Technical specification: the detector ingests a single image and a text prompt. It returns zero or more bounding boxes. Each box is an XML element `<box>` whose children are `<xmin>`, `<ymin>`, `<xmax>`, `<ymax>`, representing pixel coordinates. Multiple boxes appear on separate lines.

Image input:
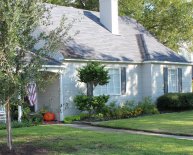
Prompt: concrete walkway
<box><xmin>64</xmin><ymin>124</ymin><xmax>193</xmax><ymax>141</ymax></box>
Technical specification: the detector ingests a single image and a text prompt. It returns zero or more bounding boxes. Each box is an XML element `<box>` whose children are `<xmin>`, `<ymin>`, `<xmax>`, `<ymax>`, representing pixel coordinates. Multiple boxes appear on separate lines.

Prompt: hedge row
<box><xmin>157</xmin><ymin>93</ymin><xmax>193</xmax><ymax>111</ymax></box>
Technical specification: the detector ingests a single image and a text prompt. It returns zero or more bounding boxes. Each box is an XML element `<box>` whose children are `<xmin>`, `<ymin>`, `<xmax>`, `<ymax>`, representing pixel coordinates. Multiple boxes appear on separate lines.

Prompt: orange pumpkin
<box><xmin>43</xmin><ymin>112</ymin><xmax>55</xmax><ymax>121</ymax></box>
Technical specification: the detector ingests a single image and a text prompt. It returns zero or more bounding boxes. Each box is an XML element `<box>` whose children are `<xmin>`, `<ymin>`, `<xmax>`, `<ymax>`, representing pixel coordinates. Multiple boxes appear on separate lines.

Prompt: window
<box><xmin>168</xmin><ymin>69</ymin><xmax>178</xmax><ymax>92</ymax></box>
<box><xmin>94</xmin><ymin>68</ymin><xmax>121</xmax><ymax>96</ymax></box>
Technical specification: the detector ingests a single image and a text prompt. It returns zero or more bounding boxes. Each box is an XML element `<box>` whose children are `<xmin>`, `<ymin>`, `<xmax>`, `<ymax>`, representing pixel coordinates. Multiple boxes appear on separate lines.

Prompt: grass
<box><xmin>98</xmin><ymin>110</ymin><xmax>193</xmax><ymax>136</ymax></box>
<box><xmin>0</xmin><ymin>125</ymin><xmax>193</xmax><ymax>154</ymax></box>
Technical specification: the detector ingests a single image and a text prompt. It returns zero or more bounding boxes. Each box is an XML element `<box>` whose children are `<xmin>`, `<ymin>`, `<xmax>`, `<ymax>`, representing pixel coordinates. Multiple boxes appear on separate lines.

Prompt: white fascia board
<box><xmin>42</xmin><ymin>65</ymin><xmax>66</xmax><ymax>68</ymax></box>
<box><xmin>62</xmin><ymin>58</ymin><xmax>191</xmax><ymax>66</ymax></box>
<box><xmin>40</xmin><ymin>65</ymin><xmax>66</xmax><ymax>73</ymax></box>
<box><xmin>62</xmin><ymin>58</ymin><xmax>142</xmax><ymax>64</ymax></box>
<box><xmin>143</xmin><ymin>61</ymin><xmax>192</xmax><ymax>66</ymax></box>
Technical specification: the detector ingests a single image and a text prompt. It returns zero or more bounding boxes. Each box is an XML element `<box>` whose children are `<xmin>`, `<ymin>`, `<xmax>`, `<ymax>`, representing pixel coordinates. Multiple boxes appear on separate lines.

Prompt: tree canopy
<box><xmin>0</xmin><ymin>0</ymin><xmax>71</xmax><ymax>103</ymax></box>
<box><xmin>119</xmin><ymin>0</ymin><xmax>193</xmax><ymax>51</ymax></box>
<box><xmin>0</xmin><ymin>0</ymin><xmax>70</xmax><ymax>150</ymax></box>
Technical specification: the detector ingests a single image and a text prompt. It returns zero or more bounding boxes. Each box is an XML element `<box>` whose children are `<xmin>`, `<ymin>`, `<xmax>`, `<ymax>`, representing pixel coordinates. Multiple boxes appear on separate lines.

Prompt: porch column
<box><xmin>18</xmin><ymin>106</ymin><xmax>22</xmax><ymax>122</ymax></box>
<box><xmin>18</xmin><ymin>95</ymin><xmax>22</xmax><ymax>122</ymax></box>
<box><xmin>60</xmin><ymin>74</ymin><xmax>64</xmax><ymax>121</ymax></box>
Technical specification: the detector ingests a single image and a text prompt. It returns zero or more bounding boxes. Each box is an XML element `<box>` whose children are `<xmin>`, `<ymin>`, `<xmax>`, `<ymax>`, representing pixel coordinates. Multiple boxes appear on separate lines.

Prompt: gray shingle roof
<box><xmin>47</xmin><ymin>4</ymin><xmax>189</xmax><ymax>63</ymax></box>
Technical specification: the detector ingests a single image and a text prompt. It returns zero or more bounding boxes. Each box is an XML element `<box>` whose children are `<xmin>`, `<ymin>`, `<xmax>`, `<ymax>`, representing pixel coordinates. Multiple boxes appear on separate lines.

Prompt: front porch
<box><xmin>37</xmin><ymin>65</ymin><xmax>66</xmax><ymax>121</ymax></box>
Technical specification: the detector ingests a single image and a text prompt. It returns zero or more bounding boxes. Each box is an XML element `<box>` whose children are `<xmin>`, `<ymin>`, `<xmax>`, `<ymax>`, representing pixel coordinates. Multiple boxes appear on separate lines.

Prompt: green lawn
<box><xmin>98</xmin><ymin>110</ymin><xmax>193</xmax><ymax>136</ymax></box>
<box><xmin>0</xmin><ymin>125</ymin><xmax>193</xmax><ymax>154</ymax></box>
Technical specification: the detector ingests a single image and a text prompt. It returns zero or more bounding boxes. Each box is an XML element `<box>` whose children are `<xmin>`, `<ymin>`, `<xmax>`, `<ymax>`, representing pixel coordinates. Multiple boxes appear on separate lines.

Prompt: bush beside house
<box><xmin>74</xmin><ymin>95</ymin><xmax>109</xmax><ymax>116</ymax></box>
<box><xmin>157</xmin><ymin>93</ymin><xmax>193</xmax><ymax>111</ymax></box>
<box><xmin>71</xmin><ymin>97</ymin><xmax>159</xmax><ymax>122</ymax></box>
<box><xmin>102</xmin><ymin>97</ymin><xmax>159</xmax><ymax>120</ymax></box>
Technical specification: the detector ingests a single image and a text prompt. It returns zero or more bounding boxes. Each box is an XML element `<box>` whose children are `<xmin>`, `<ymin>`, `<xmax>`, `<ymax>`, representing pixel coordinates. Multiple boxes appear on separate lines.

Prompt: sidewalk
<box><xmin>64</xmin><ymin>123</ymin><xmax>193</xmax><ymax>141</ymax></box>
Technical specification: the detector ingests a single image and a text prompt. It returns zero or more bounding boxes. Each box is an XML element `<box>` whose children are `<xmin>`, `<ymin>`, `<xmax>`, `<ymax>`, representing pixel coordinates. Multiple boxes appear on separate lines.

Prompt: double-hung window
<box><xmin>164</xmin><ymin>67</ymin><xmax>182</xmax><ymax>93</ymax></box>
<box><xmin>168</xmin><ymin>69</ymin><xmax>178</xmax><ymax>93</ymax></box>
<box><xmin>94</xmin><ymin>68</ymin><xmax>121</xmax><ymax>96</ymax></box>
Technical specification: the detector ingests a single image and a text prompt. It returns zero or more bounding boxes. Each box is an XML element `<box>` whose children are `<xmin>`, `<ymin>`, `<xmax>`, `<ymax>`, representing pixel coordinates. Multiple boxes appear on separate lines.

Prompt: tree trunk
<box><xmin>6</xmin><ymin>97</ymin><xmax>12</xmax><ymax>150</ymax></box>
<box><xmin>87</xmin><ymin>82</ymin><xmax>93</xmax><ymax>97</ymax></box>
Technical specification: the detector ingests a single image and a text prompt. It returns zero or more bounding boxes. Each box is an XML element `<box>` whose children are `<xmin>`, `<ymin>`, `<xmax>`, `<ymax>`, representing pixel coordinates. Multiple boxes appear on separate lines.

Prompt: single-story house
<box><xmin>37</xmin><ymin>0</ymin><xmax>192</xmax><ymax>121</ymax></box>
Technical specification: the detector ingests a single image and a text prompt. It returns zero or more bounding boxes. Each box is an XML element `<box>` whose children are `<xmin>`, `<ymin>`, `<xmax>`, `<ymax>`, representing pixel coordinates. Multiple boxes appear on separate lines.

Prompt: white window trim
<box><xmin>94</xmin><ymin>67</ymin><xmax>122</xmax><ymax>96</ymax></box>
<box><xmin>168</xmin><ymin>68</ymin><xmax>178</xmax><ymax>93</ymax></box>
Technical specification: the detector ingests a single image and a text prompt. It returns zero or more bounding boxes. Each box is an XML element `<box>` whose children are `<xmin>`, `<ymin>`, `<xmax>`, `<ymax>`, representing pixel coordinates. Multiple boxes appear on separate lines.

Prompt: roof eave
<box><xmin>143</xmin><ymin>60</ymin><xmax>191</xmax><ymax>66</ymax></box>
<box><xmin>62</xmin><ymin>58</ymin><xmax>142</xmax><ymax>64</ymax></box>
<box><xmin>62</xmin><ymin>58</ymin><xmax>191</xmax><ymax>66</ymax></box>
<box><xmin>41</xmin><ymin>58</ymin><xmax>192</xmax><ymax>69</ymax></box>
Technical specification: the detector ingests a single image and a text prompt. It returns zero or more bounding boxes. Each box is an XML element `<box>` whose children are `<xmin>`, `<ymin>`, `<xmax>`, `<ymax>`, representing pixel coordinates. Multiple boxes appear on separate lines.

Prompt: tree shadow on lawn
<box><xmin>0</xmin><ymin>135</ymin><xmax>193</xmax><ymax>155</ymax></box>
<box><xmin>0</xmin><ymin>144</ymin><xmax>49</xmax><ymax>155</ymax></box>
<box><xmin>0</xmin><ymin>136</ymin><xmax>115</xmax><ymax>155</ymax></box>
<box><xmin>0</xmin><ymin>137</ymin><xmax>79</xmax><ymax>155</ymax></box>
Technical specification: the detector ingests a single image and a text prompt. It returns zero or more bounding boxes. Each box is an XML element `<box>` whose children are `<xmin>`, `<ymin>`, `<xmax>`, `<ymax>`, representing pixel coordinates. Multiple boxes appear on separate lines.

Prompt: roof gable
<box><xmin>46</xmin><ymin>4</ymin><xmax>189</xmax><ymax>64</ymax></box>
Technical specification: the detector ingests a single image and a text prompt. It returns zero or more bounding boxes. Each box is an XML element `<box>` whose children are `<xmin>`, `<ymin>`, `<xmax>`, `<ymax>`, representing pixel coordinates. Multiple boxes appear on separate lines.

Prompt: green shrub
<box><xmin>137</xmin><ymin>97</ymin><xmax>159</xmax><ymax>115</ymax></box>
<box><xmin>102</xmin><ymin>101</ymin><xmax>118</xmax><ymax>119</ymax></box>
<box><xmin>39</xmin><ymin>106</ymin><xmax>49</xmax><ymax>115</ymax></box>
<box><xmin>74</xmin><ymin>95</ymin><xmax>91</xmax><ymax>112</ymax></box>
<box><xmin>102</xmin><ymin>101</ymin><xmax>142</xmax><ymax>119</ymax></box>
<box><xmin>93</xmin><ymin>113</ymin><xmax>104</xmax><ymax>120</ymax></box>
<box><xmin>11</xmin><ymin>102</ymin><xmax>33</xmax><ymax>121</ymax></box>
<box><xmin>0</xmin><ymin>120</ymin><xmax>36</xmax><ymax>130</ymax></box>
<box><xmin>74</xmin><ymin>97</ymin><xmax>159</xmax><ymax>121</ymax></box>
<box><xmin>0</xmin><ymin>111</ymin><xmax>43</xmax><ymax>130</ymax></box>
<box><xmin>123</xmin><ymin>100</ymin><xmax>136</xmax><ymax>110</ymax></box>
<box><xmin>22</xmin><ymin>106</ymin><xmax>31</xmax><ymax>121</ymax></box>
<box><xmin>64</xmin><ymin>113</ymin><xmax>89</xmax><ymax>123</ymax></box>
<box><xmin>28</xmin><ymin>113</ymin><xmax>43</xmax><ymax>125</ymax></box>
<box><xmin>10</xmin><ymin>103</ymin><xmax>19</xmax><ymax>120</ymax></box>
<box><xmin>92</xmin><ymin>95</ymin><xmax>109</xmax><ymax>113</ymax></box>
<box><xmin>0</xmin><ymin>123</ymin><xmax>6</xmax><ymax>130</ymax></box>
<box><xmin>157</xmin><ymin>93</ymin><xmax>193</xmax><ymax>111</ymax></box>
<box><xmin>64</xmin><ymin>115</ymin><xmax>81</xmax><ymax>123</ymax></box>
<box><xmin>11</xmin><ymin>120</ymin><xmax>33</xmax><ymax>128</ymax></box>
<box><xmin>102</xmin><ymin>98</ymin><xmax>158</xmax><ymax>120</ymax></box>
<box><xmin>74</xmin><ymin>95</ymin><xmax>109</xmax><ymax>115</ymax></box>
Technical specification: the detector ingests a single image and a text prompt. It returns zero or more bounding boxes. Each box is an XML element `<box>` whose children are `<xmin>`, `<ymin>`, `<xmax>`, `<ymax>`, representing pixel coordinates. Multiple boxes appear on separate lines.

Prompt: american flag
<box><xmin>27</xmin><ymin>83</ymin><xmax>37</xmax><ymax>106</ymax></box>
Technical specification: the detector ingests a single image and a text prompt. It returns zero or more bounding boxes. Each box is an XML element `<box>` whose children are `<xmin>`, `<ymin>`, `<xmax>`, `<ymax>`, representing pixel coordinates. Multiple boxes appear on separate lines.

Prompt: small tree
<box><xmin>75</xmin><ymin>62</ymin><xmax>110</xmax><ymax>116</ymax></box>
<box><xmin>0</xmin><ymin>0</ymin><xmax>72</xmax><ymax>150</ymax></box>
<box><xmin>77</xmin><ymin>62</ymin><xmax>110</xmax><ymax>96</ymax></box>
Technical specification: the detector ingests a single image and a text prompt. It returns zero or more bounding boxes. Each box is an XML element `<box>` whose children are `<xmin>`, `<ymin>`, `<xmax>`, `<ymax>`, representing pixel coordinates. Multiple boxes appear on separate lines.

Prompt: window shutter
<box><xmin>121</xmin><ymin>67</ymin><xmax>126</xmax><ymax>95</ymax></box>
<box><xmin>178</xmin><ymin>68</ymin><xmax>182</xmax><ymax>92</ymax></box>
<box><xmin>163</xmin><ymin>67</ymin><xmax>168</xmax><ymax>94</ymax></box>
